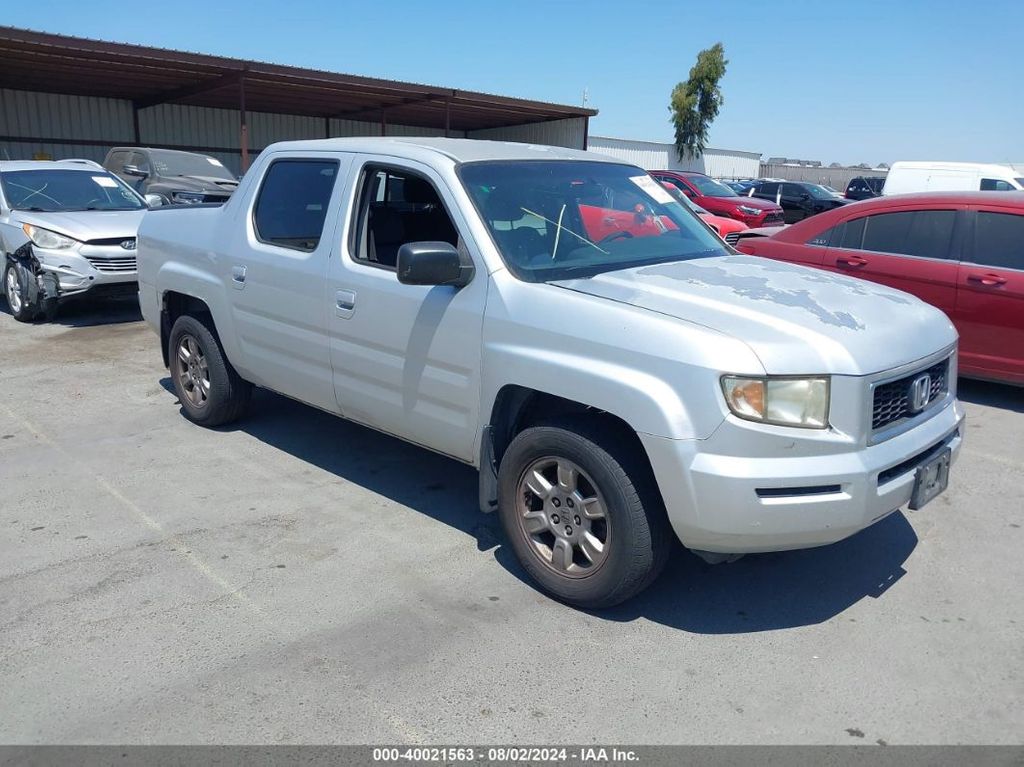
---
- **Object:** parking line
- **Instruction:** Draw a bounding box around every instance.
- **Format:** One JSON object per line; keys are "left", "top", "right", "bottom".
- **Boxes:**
{"left": 0, "top": 402, "right": 266, "bottom": 616}
{"left": 0, "top": 402, "right": 428, "bottom": 744}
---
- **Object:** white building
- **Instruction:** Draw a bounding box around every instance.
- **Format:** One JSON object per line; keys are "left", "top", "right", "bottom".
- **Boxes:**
{"left": 587, "top": 135, "right": 762, "bottom": 179}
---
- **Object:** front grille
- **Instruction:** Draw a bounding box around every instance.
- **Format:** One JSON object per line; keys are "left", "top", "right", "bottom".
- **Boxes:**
{"left": 84, "top": 254, "right": 137, "bottom": 273}
{"left": 872, "top": 359, "right": 949, "bottom": 431}
{"left": 202, "top": 194, "right": 230, "bottom": 204}
{"left": 762, "top": 211, "right": 785, "bottom": 226}
{"left": 724, "top": 232, "right": 741, "bottom": 246}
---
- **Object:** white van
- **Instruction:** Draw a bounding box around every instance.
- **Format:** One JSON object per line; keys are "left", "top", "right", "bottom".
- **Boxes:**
{"left": 883, "top": 161, "right": 1024, "bottom": 195}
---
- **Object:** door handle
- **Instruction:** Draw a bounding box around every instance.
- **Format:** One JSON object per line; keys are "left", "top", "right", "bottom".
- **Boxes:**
{"left": 837, "top": 255, "right": 868, "bottom": 268}
{"left": 231, "top": 265, "right": 247, "bottom": 286}
{"left": 967, "top": 273, "right": 1007, "bottom": 287}
{"left": 335, "top": 289, "right": 356, "bottom": 319}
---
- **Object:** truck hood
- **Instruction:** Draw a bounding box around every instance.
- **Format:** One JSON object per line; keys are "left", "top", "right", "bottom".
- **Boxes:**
{"left": 14, "top": 209, "right": 147, "bottom": 241}
{"left": 551, "top": 255, "right": 957, "bottom": 376}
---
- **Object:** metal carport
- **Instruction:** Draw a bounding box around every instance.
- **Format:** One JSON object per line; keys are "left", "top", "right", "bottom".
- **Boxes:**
{"left": 0, "top": 26, "right": 596, "bottom": 173}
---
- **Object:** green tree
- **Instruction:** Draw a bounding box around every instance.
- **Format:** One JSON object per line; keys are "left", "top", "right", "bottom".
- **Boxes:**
{"left": 670, "top": 43, "right": 728, "bottom": 161}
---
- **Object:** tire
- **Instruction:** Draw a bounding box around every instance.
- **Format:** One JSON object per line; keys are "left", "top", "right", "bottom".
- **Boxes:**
{"left": 168, "top": 314, "right": 251, "bottom": 427}
{"left": 497, "top": 417, "right": 672, "bottom": 609}
{"left": 4, "top": 259, "right": 40, "bottom": 323}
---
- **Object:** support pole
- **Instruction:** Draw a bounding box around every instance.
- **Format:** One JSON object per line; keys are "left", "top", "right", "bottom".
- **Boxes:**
{"left": 444, "top": 97, "right": 451, "bottom": 138}
{"left": 239, "top": 75, "right": 249, "bottom": 173}
{"left": 132, "top": 104, "right": 141, "bottom": 144}
{"left": 380, "top": 108, "right": 387, "bottom": 136}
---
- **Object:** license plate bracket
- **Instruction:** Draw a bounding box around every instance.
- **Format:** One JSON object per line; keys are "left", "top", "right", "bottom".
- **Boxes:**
{"left": 909, "top": 448, "right": 951, "bottom": 510}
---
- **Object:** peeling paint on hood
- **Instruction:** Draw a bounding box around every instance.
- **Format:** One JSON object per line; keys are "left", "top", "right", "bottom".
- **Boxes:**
{"left": 551, "top": 255, "right": 957, "bottom": 376}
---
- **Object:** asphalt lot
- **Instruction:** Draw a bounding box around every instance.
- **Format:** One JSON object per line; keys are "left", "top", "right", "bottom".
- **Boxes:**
{"left": 1, "top": 296, "right": 1022, "bottom": 745}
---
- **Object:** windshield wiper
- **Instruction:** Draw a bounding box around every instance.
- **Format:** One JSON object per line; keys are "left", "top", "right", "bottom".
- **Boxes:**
{"left": 14, "top": 206, "right": 51, "bottom": 212}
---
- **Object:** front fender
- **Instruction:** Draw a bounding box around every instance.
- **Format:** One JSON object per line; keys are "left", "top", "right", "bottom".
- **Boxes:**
{"left": 481, "top": 342, "right": 711, "bottom": 442}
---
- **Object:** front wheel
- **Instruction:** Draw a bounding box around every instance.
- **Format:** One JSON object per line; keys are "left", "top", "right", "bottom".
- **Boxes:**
{"left": 168, "top": 314, "right": 251, "bottom": 427}
{"left": 497, "top": 419, "right": 671, "bottom": 608}
{"left": 4, "top": 259, "right": 39, "bottom": 322}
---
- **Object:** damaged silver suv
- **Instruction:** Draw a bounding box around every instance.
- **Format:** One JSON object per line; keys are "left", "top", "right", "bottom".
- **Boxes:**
{"left": 1, "top": 159, "right": 147, "bottom": 322}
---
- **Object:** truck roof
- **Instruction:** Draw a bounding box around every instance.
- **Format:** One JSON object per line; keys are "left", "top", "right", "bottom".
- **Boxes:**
{"left": 260, "top": 137, "right": 626, "bottom": 165}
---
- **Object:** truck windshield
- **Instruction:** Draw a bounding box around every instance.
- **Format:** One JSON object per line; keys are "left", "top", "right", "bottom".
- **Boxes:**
{"left": 0, "top": 169, "right": 145, "bottom": 211}
{"left": 459, "top": 161, "right": 729, "bottom": 282}
{"left": 149, "top": 150, "right": 236, "bottom": 181}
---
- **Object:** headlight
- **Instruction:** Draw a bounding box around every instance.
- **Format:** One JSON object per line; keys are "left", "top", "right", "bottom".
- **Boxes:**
{"left": 171, "top": 191, "right": 205, "bottom": 205}
{"left": 736, "top": 205, "right": 761, "bottom": 216}
{"left": 22, "top": 224, "right": 78, "bottom": 250}
{"left": 721, "top": 376, "right": 830, "bottom": 429}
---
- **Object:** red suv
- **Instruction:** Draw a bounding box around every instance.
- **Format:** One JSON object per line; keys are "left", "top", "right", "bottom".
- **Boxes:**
{"left": 650, "top": 170, "right": 785, "bottom": 227}
{"left": 735, "top": 192, "right": 1024, "bottom": 385}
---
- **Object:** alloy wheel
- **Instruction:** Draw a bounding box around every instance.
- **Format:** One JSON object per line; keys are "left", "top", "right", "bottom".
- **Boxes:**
{"left": 516, "top": 456, "right": 610, "bottom": 578}
{"left": 5, "top": 267, "right": 22, "bottom": 315}
{"left": 174, "top": 334, "right": 210, "bottom": 408}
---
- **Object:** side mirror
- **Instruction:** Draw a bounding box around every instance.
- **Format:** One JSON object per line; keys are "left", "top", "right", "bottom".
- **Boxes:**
{"left": 144, "top": 194, "right": 164, "bottom": 208}
{"left": 397, "top": 241, "right": 474, "bottom": 288}
{"left": 123, "top": 164, "right": 148, "bottom": 178}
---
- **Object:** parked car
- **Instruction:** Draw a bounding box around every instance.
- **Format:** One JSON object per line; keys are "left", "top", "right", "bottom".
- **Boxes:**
{"left": 649, "top": 170, "right": 785, "bottom": 227}
{"left": 735, "top": 191, "right": 1024, "bottom": 385}
{"left": 104, "top": 147, "right": 239, "bottom": 205}
{"left": 1, "top": 159, "right": 147, "bottom": 322}
{"left": 883, "top": 162, "right": 1024, "bottom": 195}
{"left": 661, "top": 182, "right": 748, "bottom": 244}
{"left": 846, "top": 176, "right": 885, "bottom": 201}
{"left": 138, "top": 137, "right": 964, "bottom": 608}
{"left": 748, "top": 181, "right": 850, "bottom": 223}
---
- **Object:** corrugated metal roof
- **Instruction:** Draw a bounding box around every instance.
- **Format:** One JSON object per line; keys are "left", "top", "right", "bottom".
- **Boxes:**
{"left": 0, "top": 26, "right": 597, "bottom": 133}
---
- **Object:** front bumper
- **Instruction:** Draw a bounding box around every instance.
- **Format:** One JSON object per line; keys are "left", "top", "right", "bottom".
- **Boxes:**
{"left": 33, "top": 243, "right": 137, "bottom": 296}
{"left": 641, "top": 398, "right": 965, "bottom": 554}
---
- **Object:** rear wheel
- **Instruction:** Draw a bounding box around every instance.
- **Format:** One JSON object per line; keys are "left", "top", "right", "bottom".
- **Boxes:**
{"left": 169, "top": 314, "right": 251, "bottom": 427}
{"left": 497, "top": 418, "right": 671, "bottom": 608}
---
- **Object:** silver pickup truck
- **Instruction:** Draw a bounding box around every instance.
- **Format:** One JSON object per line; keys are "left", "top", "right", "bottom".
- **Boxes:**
{"left": 138, "top": 138, "right": 965, "bottom": 608}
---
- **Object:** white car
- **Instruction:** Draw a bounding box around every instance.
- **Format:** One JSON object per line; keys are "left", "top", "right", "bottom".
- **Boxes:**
{"left": 1, "top": 159, "right": 148, "bottom": 322}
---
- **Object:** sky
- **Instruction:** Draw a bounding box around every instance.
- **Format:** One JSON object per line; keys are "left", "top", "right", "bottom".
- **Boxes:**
{"left": 7, "top": 1, "right": 1023, "bottom": 165}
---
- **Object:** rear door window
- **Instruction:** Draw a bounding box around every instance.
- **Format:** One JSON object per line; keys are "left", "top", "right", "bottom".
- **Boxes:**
{"left": 253, "top": 159, "right": 339, "bottom": 252}
{"left": 860, "top": 210, "right": 956, "bottom": 259}
{"left": 972, "top": 211, "right": 1024, "bottom": 270}
{"left": 757, "top": 182, "right": 779, "bottom": 198}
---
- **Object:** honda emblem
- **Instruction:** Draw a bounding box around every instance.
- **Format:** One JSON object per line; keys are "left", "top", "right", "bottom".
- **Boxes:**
{"left": 908, "top": 374, "right": 932, "bottom": 413}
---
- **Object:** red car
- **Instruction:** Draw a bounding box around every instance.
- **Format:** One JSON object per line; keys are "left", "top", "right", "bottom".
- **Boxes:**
{"left": 661, "top": 182, "right": 748, "bottom": 244}
{"left": 649, "top": 170, "right": 785, "bottom": 227}
{"left": 735, "top": 191, "right": 1024, "bottom": 385}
